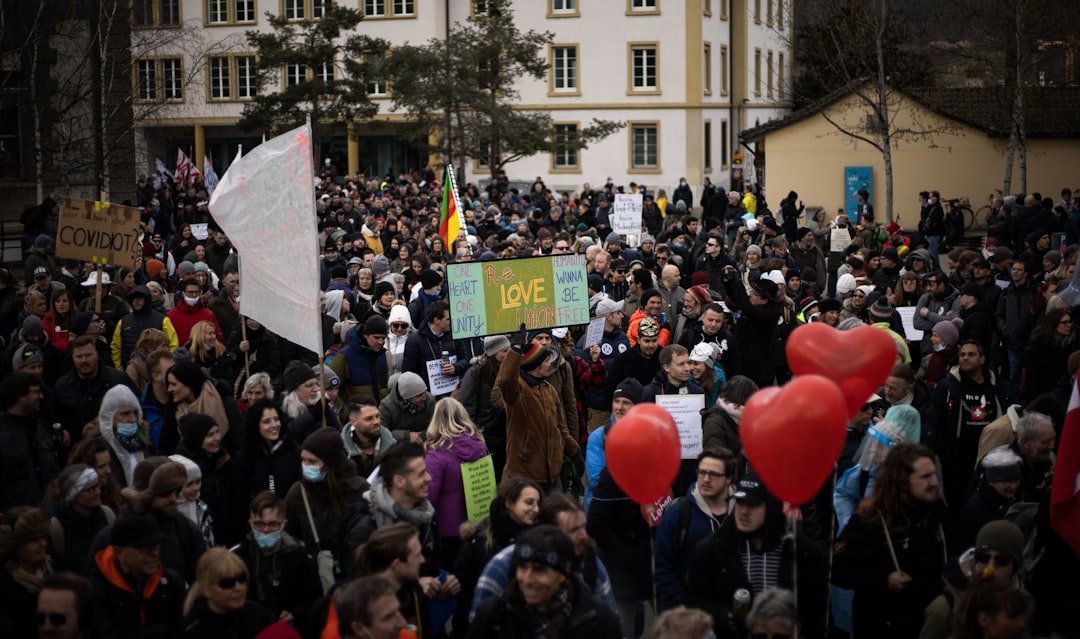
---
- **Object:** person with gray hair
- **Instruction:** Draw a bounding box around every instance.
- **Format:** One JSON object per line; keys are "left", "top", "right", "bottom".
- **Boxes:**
{"left": 241, "top": 371, "right": 274, "bottom": 408}
{"left": 745, "top": 588, "right": 798, "bottom": 638}
{"left": 648, "top": 606, "right": 713, "bottom": 639}
{"left": 955, "top": 446, "right": 1023, "bottom": 550}
{"left": 1012, "top": 410, "right": 1055, "bottom": 501}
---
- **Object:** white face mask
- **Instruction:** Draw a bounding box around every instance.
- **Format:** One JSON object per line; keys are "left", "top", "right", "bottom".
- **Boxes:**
{"left": 183, "top": 294, "right": 200, "bottom": 306}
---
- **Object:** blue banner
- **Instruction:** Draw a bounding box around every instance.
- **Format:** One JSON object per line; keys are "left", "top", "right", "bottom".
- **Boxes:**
{"left": 844, "top": 166, "right": 873, "bottom": 222}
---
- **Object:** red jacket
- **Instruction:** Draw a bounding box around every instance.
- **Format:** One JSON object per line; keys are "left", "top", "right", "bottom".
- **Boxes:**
{"left": 166, "top": 301, "right": 222, "bottom": 344}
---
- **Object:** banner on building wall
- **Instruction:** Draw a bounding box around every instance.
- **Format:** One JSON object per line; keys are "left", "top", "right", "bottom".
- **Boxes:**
{"left": 844, "top": 166, "right": 873, "bottom": 222}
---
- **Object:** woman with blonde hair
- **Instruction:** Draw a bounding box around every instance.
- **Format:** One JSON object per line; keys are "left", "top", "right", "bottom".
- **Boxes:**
{"left": 424, "top": 398, "right": 489, "bottom": 564}
{"left": 179, "top": 547, "right": 272, "bottom": 637}
{"left": 188, "top": 319, "right": 231, "bottom": 384}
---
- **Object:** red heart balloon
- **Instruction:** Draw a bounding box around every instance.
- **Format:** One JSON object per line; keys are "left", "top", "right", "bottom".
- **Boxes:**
{"left": 606, "top": 403, "right": 681, "bottom": 505}
{"left": 741, "top": 375, "right": 848, "bottom": 505}
{"left": 786, "top": 322, "right": 896, "bottom": 417}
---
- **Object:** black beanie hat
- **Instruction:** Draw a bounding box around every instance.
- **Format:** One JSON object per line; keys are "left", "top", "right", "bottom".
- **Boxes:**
{"left": 168, "top": 361, "right": 206, "bottom": 397}
{"left": 179, "top": 412, "right": 217, "bottom": 451}
{"left": 612, "top": 378, "right": 644, "bottom": 404}
{"left": 70, "top": 311, "right": 94, "bottom": 337}
{"left": 375, "top": 280, "right": 396, "bottom": 299}
{"left": 420, "top": 269, "right": 443, "bottom": 290}
{"left": 283, "top": 360, "right": 318, "bottom": 393}
{"left": 364, "top": 314, "right": 389, "bottom": 336}
{"left": 302, "top": 427, "right": 346, "bottom": 469}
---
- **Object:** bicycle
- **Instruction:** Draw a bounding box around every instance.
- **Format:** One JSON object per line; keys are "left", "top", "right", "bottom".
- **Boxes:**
{"left": 962, "top": 193, "right": 1001, "bottom": 231}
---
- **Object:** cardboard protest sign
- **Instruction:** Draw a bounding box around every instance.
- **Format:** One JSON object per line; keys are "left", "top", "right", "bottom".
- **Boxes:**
{"left": 612, "top": 193, "right": 643, "bottom": 236}
{"left": 57, "top": 197, "right": 143, "bottom": 268}
{"left": 446, "top": 254, "right": 590, "bottom": 339}
{"left": 461, "top": 455, "right": 497, "bottom": 523}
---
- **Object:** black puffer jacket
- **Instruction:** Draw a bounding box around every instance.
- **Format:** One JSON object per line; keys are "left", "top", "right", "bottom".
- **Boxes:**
{"left": 468, "top": 577, "right": 621, "bottom": 639}
{"left": 586, "top": 469, "right": 653, "bottom": 602}
{"left": 178, "top": 599, "right": 273, "bottom": 639}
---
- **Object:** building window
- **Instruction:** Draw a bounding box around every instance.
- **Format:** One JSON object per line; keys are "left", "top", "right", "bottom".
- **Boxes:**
{"left": 754, "top": 0, "right": 761, "bottom": 24}
{"left": 754, "top": 48, "right": 761, "bottom": 97}
{"left": 316, "top": 60, "right": 334, "bottom": 84}
{"left": 721, "top": 119, "right": 728, "bottom": 167}
{"left": 720, "top": 44, "right": 728, "bottom": 96}
{"left": 767, "top": 49, "right": 774, "bottom": 97}
{"left": 704, "top": 120, "right": 712, "bottom": 170}
{"left": 703, "top": 0, "right": 711, "bottom": 17}
{"left": 209, "top": 56, "right": 231, "bottom": 99}
{"left": 627, "top": 0, "right": 659, "bottom": 14}
{"left": 162, "top": 58, "right": 182, "bottom": 100}
{"left": 778, "top": 52, "right": 785, "bottom": 99}
{"left": 236, "top": 56, "right": 256, "bottom": 98}
{"left": 719, "top": 0, "right": 727, "bottom": 19}
{"left": 629, "top": 43, "right": 659, "bottom": 93}
{"left": 777, "top": 0, "right": 784, "bottom": 30}
{"left": 365, "top": 54, "right": 387, "bottom": 96}
{"left": 312, "top": 0, "right": 327, "bottom": 18}
{"left": 285, "top": 63, "right": 306, "bottom": 88}
{"left": 548, "top": 0, "right": 578, "bottom": 17}
{"left": 133, "top": 0, "right": 180, "bottom": 27}
{"left": 392, "top": 0, "right": 414, "bottom": 16}
{"left": 552, "top": 123, "right": 579, "bottom": 170}
{"left": 766, "top": 0, "right": 773, "bottom": 26}
{"left": 207, "top": 0, "right": 255, "bottom": 24}
{"left": 283, "top": 0, "right": 303, "bottom": 19}
{"left": 703, "top": 42, "right": 712, "bottom": 95}
{"left": 630, "top": 123, "right": 659, "bottom": 170}
{"left": 363, "top": 0, "right": 384, "bottom": 16}
{"left": 136, "top": 60, "right": 157, "bottom": 101}
{"left": 472, "top": 0, "right": 491, "bottom": 16}
{"left": 550, "top": 45, "right": 578, "bottom": 94}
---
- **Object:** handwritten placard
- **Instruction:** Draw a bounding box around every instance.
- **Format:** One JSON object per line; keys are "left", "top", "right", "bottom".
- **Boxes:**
{"left": 583, "top": 316, "right": 605, "bottom": 347}
{"left": 425, "top": 355, "right": 460, "bottom": 396}
{"left": 896, "top": 306, "right": 923, "bottom": 341}
{"left": 461, "top": 455, "right": 497, "bottom": 523}
{"left": 656, "top": 394, "right": 706, "bottom": 459}
{"left": 57, "top": 197, "right": 143, "bottom": 268}
{"left": 830, "top": 226, "right": 851, "bottom": 254}
{"left": 446, "top": 254, "right": 590, "bottom": 339}
{"left": 612, "top": 193, "right": 643, "bottom": 236}
{"left": 190, "top": 223, "right": 209, "bottom": 240}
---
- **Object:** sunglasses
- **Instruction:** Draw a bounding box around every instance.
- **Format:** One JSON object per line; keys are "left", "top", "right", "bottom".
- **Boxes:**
{"left": 614, "top": 269, "right": 627, "bottom": 274}
{"left": 974, "top": 550, "right": 1013, "bottom": 568}
{"left": 391, "top": 322, "right": 409, "bottom": 330}
{"left": 36, "top": 613, "right": 67, "bottom": 627}
{"left": 555, "top": 245, "right": 570, "bottom": 250}
{"left": 218, "top": 573, "right": 248, "bottom": 589}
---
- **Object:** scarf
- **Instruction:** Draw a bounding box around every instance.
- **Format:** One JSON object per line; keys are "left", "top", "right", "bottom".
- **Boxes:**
{"left": 396, "top": 388, "right": 423, "bottom": 415}
{"left": 6, "top": 559, "right": 50, "bottom": 593}
{"left": 366, "top": 478, "right": 435, "bottom": 529}
{"left": 717, "top": 398, "right": 743, "bottom": 424}
{"left": 524, "top": 583, "right": 572, "bottom": 638}
{"left": 116, "top": 429, "right": 147, "bottom": 453}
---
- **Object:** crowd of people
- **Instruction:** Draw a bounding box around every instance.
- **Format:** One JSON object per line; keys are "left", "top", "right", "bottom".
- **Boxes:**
{"left": 1, "top": 168, "right": 1078, "bottom": 639}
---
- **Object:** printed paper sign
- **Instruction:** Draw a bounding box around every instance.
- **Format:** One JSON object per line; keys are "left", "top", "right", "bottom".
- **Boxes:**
{"left": 57, "top": 197, "right": 143, "bottom": 268}
{"left": 190, "top": 223, "right": 209, "bottom": 240}
{"left": 896, "top": 306, "right": 924, "bottom": 341}
{"left": 656, "top": 394, "right": 706, "bottom": 459}
{"left": 446, "top": 254, "right": 590, "bottom": 339}
{"left": 612, "top": 193, "right": 643, "bottom": 236}
{"left": 461, "top": 455, "right": 497, "bottom": 523}
{"left": 584, "top": 316, "right": 605, "bottom": 347}
{"left": 425, "top": 355, "right": 459, "bottom": 396}
{"left": 830, "top": 226, "right": 851, "bottom": 254}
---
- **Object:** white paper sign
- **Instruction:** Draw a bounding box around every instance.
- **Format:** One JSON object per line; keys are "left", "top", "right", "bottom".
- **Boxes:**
{"left": 612, "top": 193, "right": 643, "bottom": 236}
{"left": 190, "top": 223, "right": 209, "bottom": 240}
{"left": 656, "top": 394, "right": 706, "bottom": 459}
{"left": 425, "top": 355, "right": 460, "bottom": 396}
{"left": 584, "top": 316, "right": 605, "bottom": 347}
{"left": 896, "top": 306, "right": 924, "bottom": 341}
{"left": 830, "top": 227, "right": 851, "bottom": 254}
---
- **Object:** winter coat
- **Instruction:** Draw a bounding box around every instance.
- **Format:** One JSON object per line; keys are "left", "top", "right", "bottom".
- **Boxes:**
{"left": 603, "top": 345, "right": 660, "bottom": 404}
{"left": 495, "top": 350, "right": 580, "bottom": 484}
{"left": 586, "top": 469, "right": 653, "bottom": 602}
{"left": 0, "top": 560, "right": 47, "bottom": 637}
{"left": 701, "top": 402, "right": 743, "bottom": 458}
{"left": 995, "top": 280, "right": 1036, "bottom": 351}
{"left": 54, "top": 364, "right": 136, "bottom": 439}
{"left": 49, "top": 504, "right": 114, "bottom": 574}
{"left": 626, "top": 308, "right": 672, "bottom": 347}
{"left": 283, "top": 469, "right": 368, "bottom": 558}
{"left": 0, "top": 410, "right": 58, "bottom": 510}
{"left": 831, "top": 504, "right": 948, "bottom": 639}
{"left": 954, "top": 481, "right": 1017, "bottom": 552}
{"left": 234, "top": 531, "right": 323, "bottom": 620}
{"left": 341, "top": 423, "right": 396, "bottom": 478}
{"left": 226, "top": 324, "right": 282, "bottom": 397}
{"left": 467, "top": 578, "right": 622, "bottom": 639}
{"left": 166, "top": 300, "right": 221, "bottom": 345}
{"left": 576, "top": 327, "right": 630, "bottom": 371}
{"left": 653, "top": 486, "right": 730, "bottom": 611}
{"left": 232, "top": 437, "right": 302, "bottom": 501}
{"left": 1022, "top": 337, "right": 1079, "bottom": 403}
{"left": 722, "top": 279, "right": 782, "bottom": 388}
{"left": 174, "top": 443, "right": 238, "bottom": 546}
{"left": 330, "top": 324, "right": 389, "bottom": 402}
{"left": 958, "top": 303, "right": 996, "bottom": 355}
{"left": 401, "top": 322, "right": 456, "bottom": 385}
{"left": 378, "top": 381, "right": 435, "bottom": 443}
{"left": 207, "top": 288, "right": 240, "bottom": 342}
{"left": 88, "top": 546, "right": 186, "bottom": 639}
{"left": 111, "top": 305, "right": 178, "bottom": 369}
{"left": 178, "top": 599, "right": 273, "bottom": 639}
{"left": 913, "top": 288, "right": 961, "bottom": 355}
{"left": 425, "top": 432, "right": 490, "bottom": 538}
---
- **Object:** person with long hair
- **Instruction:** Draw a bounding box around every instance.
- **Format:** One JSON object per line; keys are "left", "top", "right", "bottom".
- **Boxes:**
{"left": 67, "top": 436, "right": 124, "bottom": 512}
{"left": 458, "top": 335, "right": 512, "bottom": 480}
{"left": 124, "top": 328, "right": 171, "bottom": 391}
{"left": 179, "top": 547, "right": 272, "bottom": 638}
{"left": 41, "top": 288, "right": 74, "bottom": 353}
{"left": 424, "top": 398, "right": 489, "bottom": 565}
{"left": 832, "top": 442, "right": 947, "bottom": 639}
{"left": 233, "top": 398, "right": 301, "bottom": 501}
{"left": 161, "top": 360, "right": 232, "bottom": 454}
{"left": 40, "top": 464, "right": 115, "bottom": 573}
{"left": 1021, "top": 307, "right": 1079, "bottom": 402}
{"left": 188, "top": 319, "right": 232, "bottom": 384}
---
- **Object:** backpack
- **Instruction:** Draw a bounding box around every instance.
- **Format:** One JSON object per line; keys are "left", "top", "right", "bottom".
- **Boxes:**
{"left": 667, "top": 496, "right": 695, "bottom": 546}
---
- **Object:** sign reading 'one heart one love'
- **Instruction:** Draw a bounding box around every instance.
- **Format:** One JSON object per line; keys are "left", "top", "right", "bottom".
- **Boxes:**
{"left": 741, "top": 375, "right": 848, "bottom": 505}
{"left": 786, "top": 323, "right": 897, "bottom": 417}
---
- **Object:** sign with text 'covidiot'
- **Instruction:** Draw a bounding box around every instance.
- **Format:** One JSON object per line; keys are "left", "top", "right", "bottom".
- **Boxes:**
{"left": 447, "top": 254, "right": 590, "bottom": 339}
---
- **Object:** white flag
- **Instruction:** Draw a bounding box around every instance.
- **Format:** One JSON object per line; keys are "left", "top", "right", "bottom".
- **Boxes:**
{"left": 155, "top": 158, "right": 173, "bottom": 179}
{"left": 208, "top": 124, "right": 322, "bottom": 355}
{"left": 203, "top": 155, "right": 219, "bottom": 194}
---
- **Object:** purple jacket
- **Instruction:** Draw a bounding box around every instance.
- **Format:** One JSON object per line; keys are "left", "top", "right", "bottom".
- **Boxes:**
{"left": 425, "top": 433, "right": 489, "bottom": 538}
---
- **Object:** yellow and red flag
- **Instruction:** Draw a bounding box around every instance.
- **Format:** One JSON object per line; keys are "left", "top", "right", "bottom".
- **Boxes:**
{"left": 439, "top": 165, "right": 462, "bottom": 249}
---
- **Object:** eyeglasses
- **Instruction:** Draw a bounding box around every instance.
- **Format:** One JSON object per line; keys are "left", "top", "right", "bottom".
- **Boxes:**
{"left": 217, "top": 573, "right": 248, "bottom": 589}
{"left": 251, "top": 519, "right": 283, "bottom": 532}
{"left": 614, "top": 269, "right": 627, "bottom": 274}
{"left": 974, "top": 550, "right": 1013, "bottom": 568}
{"left": 35, "top": 613, "right": 68, "bottom": 627}
{"left": 697, "top": 469, "right": 729, "bottom": 481}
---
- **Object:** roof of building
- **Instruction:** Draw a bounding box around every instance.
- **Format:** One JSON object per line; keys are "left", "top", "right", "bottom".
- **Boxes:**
{"left": 742, "top": 84, "right": 1080, "bottom": 141}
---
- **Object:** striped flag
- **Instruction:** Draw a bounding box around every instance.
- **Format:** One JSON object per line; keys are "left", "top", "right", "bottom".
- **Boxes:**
{"left": 175, "top": 148, "right": 191, "bottom": 185}
{"left": 439, "top": 165, "right": 462, "bottom": 250}
{"left": 1051, "top": 374, "right": 1080, "bottom": 557}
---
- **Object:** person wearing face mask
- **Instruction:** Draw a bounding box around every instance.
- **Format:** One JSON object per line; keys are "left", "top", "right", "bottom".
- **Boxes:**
{"left": 166, "top": 278, "right": 222, "bottom": 346}
{"left": 96, "top": 384, "right": 149, "bottom": 487}
{"left": 234, "top": 491, "right": 322, "bottom": 626}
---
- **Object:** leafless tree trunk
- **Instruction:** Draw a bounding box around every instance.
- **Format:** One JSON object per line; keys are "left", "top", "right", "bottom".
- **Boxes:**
{"left": 1013, "top": 0, "right": 1027, "bottom": 194}
{"left": 28, "top": 0, "right": 47, "bottom": 203}
{"left": 875, "top": 0, "right": 895, "bottom": 222}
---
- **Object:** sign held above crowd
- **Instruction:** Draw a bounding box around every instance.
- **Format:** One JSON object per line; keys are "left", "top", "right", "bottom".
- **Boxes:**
{"left": 56, "top": 197, "right": 143, "bottom": 269}
{"left": 446, "top": 254, "right": 590, "bottom": 339}
{"left": 612, "top": 193, "right": 642, "bottom": 236}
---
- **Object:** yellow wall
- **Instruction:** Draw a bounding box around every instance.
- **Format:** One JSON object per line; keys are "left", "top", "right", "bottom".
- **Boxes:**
{"left": 760, "top": 92, "right": 1080, "bottom": 227}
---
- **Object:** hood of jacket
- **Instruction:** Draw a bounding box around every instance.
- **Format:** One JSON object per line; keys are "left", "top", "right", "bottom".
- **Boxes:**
{"left": 442, "top": 432, "right": 489, "bottom": 463}
{"left": 340, "top": 423, "right": 395, "bottom": 458}
{"left": 94, "top": 545, "right": 164, "bottom": 599}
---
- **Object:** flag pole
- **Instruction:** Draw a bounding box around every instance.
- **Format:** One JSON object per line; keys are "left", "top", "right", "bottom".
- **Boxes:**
{"left": 307, "top": 114, "right": 328, "bottom": 430}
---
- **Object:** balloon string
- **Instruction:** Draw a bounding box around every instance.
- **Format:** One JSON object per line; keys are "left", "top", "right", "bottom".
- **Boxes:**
{"left": 788, "top": 512, "right": 799, "bottom": 639}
